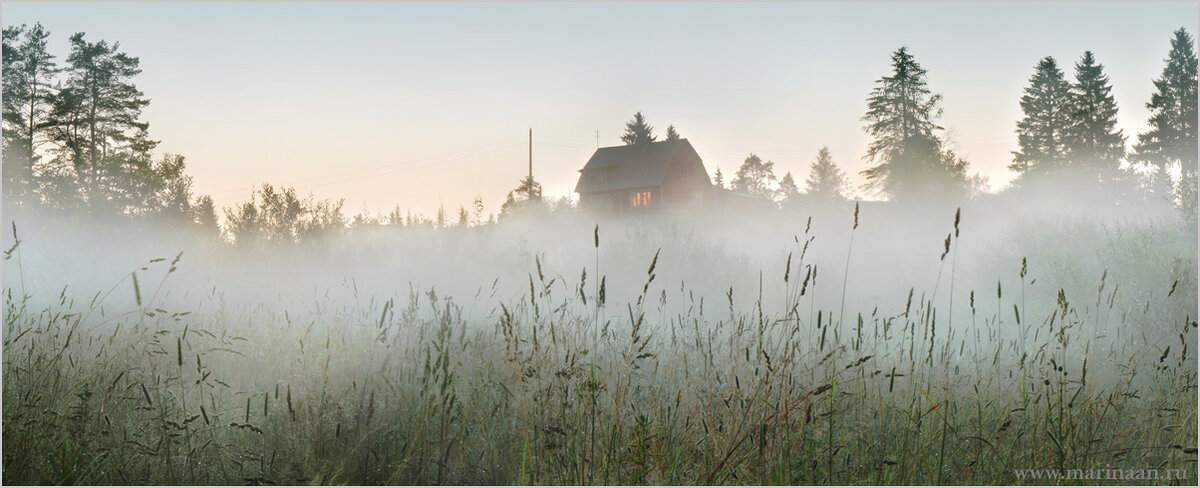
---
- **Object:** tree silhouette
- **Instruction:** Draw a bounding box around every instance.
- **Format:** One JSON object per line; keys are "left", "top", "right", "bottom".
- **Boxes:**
{"left": 192, "top": 194, "right": 219, "bottom": 235}
{"left": 1064, "top": 51, "right": 1126, "bottom": 182}
{"left": 457, "top": 206, "right": 470, "bottom": 227}
{"left": 860, "top": 47, "right": 975, "bottom": 201}
{"left": 500, "top": 176, "right": 544, "bottom": 219}
{"left": 0, "top": 26, "right": 236, "bottom": 229}
{"left": 224, "top": 184, "right": 345, "bottom": 245}
{"left": 805, "top": 146, "right": 849, "bottom": 202}
{"left": 2, "top": 23, "right": 59, "bottom": 209}
{"left": 1, "top": 26, "right": 21, "bottom": 143}
{"left": 777, "top": 172, "right": 801, "bottom": 207}
{"left": 1134, "top": 28, "right": 1198, "bottom": 208}
{"left": 620, "top": 112, "right": 656, "bottom": 145}
{"left": 2, "top": 23, "right": 58, "bottom": 155}
{"left": 665, "top": 124, "right": 681, "bottom": 141}
{"left": 472, "top": 195, "right": 485, "bottom": 225}
{"left": 731, "top": 153, "right": 777, "bottom": 198}
{"left": 48, "top": 33, "right": 153, "bottom": 208}
{"left": 1011, "top": 56, "right": 1071, "bottom": 181}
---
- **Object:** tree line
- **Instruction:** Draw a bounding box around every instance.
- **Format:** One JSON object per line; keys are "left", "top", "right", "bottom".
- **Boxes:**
{"left": 622, "top": 29, "right": 1196, "bottom": 212}
{"left": 2, "top": 25, "right": 204, "bottom": 221}
{"left": 1, "top": 24, "right": 510, "bottom": 246}
{"left": 1010, "top": 29, "right": 1197, "bottom": 210}
{"left": 4, "top": 24, "right": 1195, "bottom": 247}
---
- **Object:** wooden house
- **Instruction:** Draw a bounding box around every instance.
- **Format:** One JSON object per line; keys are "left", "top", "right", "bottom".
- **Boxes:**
{"left": 574, "top": 139, "right": 712, "bottom": 214}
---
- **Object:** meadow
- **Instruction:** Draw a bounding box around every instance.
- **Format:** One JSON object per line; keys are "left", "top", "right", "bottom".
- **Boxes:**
{"left": 2, "top": 200, "right": 1197, "bottom": 485}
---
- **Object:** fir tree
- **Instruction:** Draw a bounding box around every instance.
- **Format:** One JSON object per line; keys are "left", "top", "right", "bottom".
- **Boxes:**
{"left": 1011, "top": 56, "right": 1071, "bottom": 180}
{"left": 777, "top": 172, "right": 801, "bottom": 206}
{"left": 1064, "top": 51, "right": 1126, "bottom": 180}
{"left": 620, "top": 112, "right": 656, "bottom": 145}
{"left": 1134, "top": 28, "right": 1198, "bottom": 208}
{"left": 713, "top": 168, "right": 725, "bottom": 189}
{"left": 665, "top": 124, "right": 681, "bottom": 141}
{"left": 805, "top": 146, "right": 849, "bottom": 202}
{"left": 860, "top": 47, "right": 974, "bottom": 201}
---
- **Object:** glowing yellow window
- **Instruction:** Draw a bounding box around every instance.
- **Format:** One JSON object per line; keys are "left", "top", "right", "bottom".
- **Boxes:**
{"left": 631, "top": 191, "right": 651, "bottom": 207}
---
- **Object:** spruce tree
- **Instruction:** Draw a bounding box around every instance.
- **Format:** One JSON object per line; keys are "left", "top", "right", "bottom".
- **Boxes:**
{"left": 665, "top": 124, "right": 681, "bottom": 141}
{"left": 620, "top": 112, "right": 656, "bottom": 145}
{"left": 1134, "top": 28, "right": 1198, "bottom": 207}
{"left": 805, "top": 146, "right": 849, "bottom": 202}
{"left": 777, "top": 172, "right": 801, "bottom": 207}
{"left": 1011, "top": 56, "right": 1071, "bottom": 180}
{"left": 713, "top": 168, "right": 725, "bottom": 189}
{"left": 1064, "top": 51, "right": 1126, "bottom": 181}
{"left": 860, "top": 47, "right": 974, "bottom": 201}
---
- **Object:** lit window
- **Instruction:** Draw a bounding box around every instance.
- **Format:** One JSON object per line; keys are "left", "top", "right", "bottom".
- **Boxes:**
{"left": 631, "top": 191, "right": 651, "bottom": 207}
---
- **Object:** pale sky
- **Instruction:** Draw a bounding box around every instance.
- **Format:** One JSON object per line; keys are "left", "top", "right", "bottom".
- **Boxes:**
{"left": 3, "top": 1, "right": 1196, "bottom": 217}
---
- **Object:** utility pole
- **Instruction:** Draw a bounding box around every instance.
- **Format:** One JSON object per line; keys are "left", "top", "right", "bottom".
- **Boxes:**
{"left": 594, "top": 130, "right": 600, "bottom": 148}
{"left": 528, "top": 128, "right": 533, "bottom": 181}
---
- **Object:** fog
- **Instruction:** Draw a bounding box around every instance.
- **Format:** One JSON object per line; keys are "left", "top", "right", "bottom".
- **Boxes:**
{"left": 6, "top": 187, "right": 1194, "bottom": 368}
{"left": 4, "top": 182, "right": 1197, "bottom": 484}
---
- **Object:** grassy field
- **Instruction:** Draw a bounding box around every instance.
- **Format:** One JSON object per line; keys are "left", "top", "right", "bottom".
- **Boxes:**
{"left": 2, "top": 207, "right": 1197, "bottom": 485}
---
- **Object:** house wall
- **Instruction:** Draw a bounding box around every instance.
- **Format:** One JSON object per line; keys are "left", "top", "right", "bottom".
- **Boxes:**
{"left": 582, "top": 191, "right": 615, "bottom": 211}
{"left": 581, "top": 187, "right": 661, "bottom": 214}
{"left": 662, "top": 156, "right": 711, "bottom": 206}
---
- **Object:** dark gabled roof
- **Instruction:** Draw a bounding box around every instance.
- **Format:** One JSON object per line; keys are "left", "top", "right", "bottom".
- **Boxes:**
{"left": 574, "top": 138, "right": 701, "bottom": 194}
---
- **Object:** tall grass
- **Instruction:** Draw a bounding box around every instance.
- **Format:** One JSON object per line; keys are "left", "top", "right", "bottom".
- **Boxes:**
{"left": 2, "top": 208, "right": 1196, "bottom": 485}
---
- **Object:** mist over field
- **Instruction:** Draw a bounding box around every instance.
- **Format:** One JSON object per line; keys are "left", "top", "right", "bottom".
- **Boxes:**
{"left": 7, "top": 190, "right": 1194, "bottom": 338}
{"left": 4, "top": 186, "right": 1196, "bottom": 484}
